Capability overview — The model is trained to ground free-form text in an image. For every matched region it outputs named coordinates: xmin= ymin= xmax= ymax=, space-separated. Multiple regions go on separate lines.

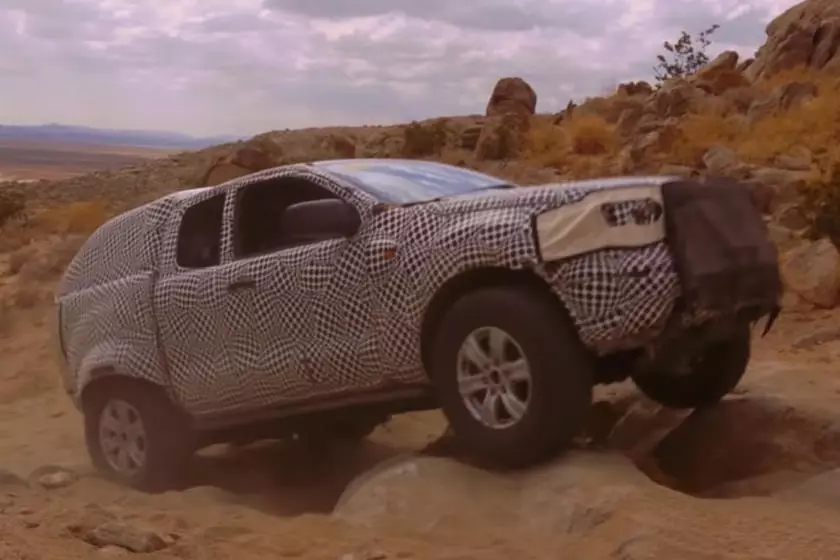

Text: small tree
xmin=653 ymin=24 xmax=720 ymax=84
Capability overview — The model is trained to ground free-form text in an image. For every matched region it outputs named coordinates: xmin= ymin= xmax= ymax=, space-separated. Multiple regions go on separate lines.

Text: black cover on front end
xmin=661 ymin=177 xmax=782 ymax=315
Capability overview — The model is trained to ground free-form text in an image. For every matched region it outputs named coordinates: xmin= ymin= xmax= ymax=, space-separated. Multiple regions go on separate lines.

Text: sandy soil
xmin=2 ymin=302 xmax=840 ymax=559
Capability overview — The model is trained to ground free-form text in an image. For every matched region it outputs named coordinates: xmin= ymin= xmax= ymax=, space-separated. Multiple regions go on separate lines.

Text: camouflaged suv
xmin=55 ymin=159 xmax=781 ymax=491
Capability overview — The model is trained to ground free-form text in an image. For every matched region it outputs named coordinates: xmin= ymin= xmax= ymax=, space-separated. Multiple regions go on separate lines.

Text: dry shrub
xmin=526 ymin=114 xmax=617 ymax=172
xmin=402 ymin=119 xmax=449 ymax=157
xmin=0 ymin=300 xmax=12 ymax=337
xmin=0 ymin=190 xmax=26 ymax=227
xmin=737 ymin=81 xmax=840 ymax=162
xmin=11 ymin=285 xmax=45 ymax=309
xmin=799 ymin=159 xmax=840 ymax=245
xmin=34 ymin=201 xmax=109 ymax=236
xmin=17 ymin=235 xmax=86 ymax=283
xmin=565 ymin=114 xmax=618 ymax=156
xmin=575 ymin=96 xmax=628 ymax=123
xmin=667 ymin=113 xmax=743 ymax=166
xmin=753 ymin=66 xmax=822 ymax=93
xmin=6 ymin=245 xmax=34 ymax=276
xmin=525 ymin=118 xmax=570 ymax=170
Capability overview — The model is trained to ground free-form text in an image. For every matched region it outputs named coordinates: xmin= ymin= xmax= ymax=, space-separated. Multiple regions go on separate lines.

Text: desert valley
xmin=5 ymin=0 xmax=840 ymax=558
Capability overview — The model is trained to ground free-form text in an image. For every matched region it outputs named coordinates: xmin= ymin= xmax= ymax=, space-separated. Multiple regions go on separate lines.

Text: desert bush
xmin=16 ymin=235 xmax=86 ymax=283
xmin=0 ymin=190 xmax=26 ymax=228
xmin=402 ymin=119 xmax=449 ymax=157
xmin=668 ymin=114 xmax=743 ymax=166
xmin=33 ymin=201 xmax=109 ymax=235
xmin=753 ymin=66 xmax=822 ymax=93
xmin=526 ymin=118 xmax=570 ymax=170
xmin=566 ymin=114 xmax=617 ymax=156
xmin=799 ymin=160 xmax=840 ymax=246
xmin=737 ymin=80 xmax=840 ymax=162
xmin=653 ymin=24 xmax=720 ymax=84
xmin=11 ymin=285 xmax=44 ymax=309
xmin=525 ymin=114 xmax=617 ymax=174
xmin=6 ymin=246 xmax=33 ymax=276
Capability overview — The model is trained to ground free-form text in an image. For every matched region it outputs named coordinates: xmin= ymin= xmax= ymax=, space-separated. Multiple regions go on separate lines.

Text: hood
xmin=426 ymin=175 xmax=677 ymax=214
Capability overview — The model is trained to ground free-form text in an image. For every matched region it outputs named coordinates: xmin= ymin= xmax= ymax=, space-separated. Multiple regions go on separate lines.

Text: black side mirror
xmin=280 ymin=198 xmax=362 ymax=244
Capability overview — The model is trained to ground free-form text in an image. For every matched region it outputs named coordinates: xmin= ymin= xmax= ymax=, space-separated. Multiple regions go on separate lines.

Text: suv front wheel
xmin=631 ymin=323 xmax=752 ymax=409
xmin=429 ymin=285 xmax=594 ymax=469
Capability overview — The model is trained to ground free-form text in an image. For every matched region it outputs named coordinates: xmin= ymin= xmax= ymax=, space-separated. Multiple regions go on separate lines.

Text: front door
xmin=152 ymin=191 xmax=265 ymax=418
xmin=218 ymin=173 xmax=379 ymax=409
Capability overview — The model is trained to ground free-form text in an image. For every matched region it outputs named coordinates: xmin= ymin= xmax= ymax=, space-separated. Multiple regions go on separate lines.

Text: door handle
xmin=227 ymin=278 xmax=256 ymax=292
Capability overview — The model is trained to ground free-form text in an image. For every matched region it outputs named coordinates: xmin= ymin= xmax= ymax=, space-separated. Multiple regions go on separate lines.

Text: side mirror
xmin=280 ymin=198 xmax=362 ymax=244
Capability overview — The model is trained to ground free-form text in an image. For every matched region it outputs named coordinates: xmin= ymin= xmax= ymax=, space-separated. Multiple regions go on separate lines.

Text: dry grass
xmin=527 ymin=65 xmax=840 ymax=173
xmin=32 ymin=200 xmax=109 ymax=235
xmin=682 ymin=67 xmax=840 ymax=165
xmin=525 ymin=114 xmax=618 ymax=174
xmin=0 ymin=201 xmax=99 ymax=314
xmin=667 ymin=114 xmax=743 ymax=166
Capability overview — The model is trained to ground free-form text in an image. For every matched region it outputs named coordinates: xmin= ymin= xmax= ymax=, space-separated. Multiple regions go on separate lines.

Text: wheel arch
xmin=79 ymin=367 xmax=169 ymax=410
xmin=419 ymin=266 xmax=566 ymax=376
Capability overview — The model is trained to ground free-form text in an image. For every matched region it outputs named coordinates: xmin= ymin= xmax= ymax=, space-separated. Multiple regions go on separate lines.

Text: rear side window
xmin=176 ymin=194 xmax=225 ymax=268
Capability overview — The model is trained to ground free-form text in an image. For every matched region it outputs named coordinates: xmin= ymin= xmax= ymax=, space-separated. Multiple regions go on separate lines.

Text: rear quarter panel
xmin=57 ymin=200 xmax=172 ymax=402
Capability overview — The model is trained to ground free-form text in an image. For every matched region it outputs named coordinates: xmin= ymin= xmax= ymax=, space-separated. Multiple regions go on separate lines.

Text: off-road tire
xmin=83 ymin=379 xmax=195 ymax=493
xmin=631 ymin=324 xmax=752 ymax=409
xmin=429 ymin=286 xmax=594 ymax=469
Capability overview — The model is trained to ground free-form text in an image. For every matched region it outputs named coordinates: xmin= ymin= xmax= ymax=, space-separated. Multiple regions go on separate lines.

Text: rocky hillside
xmin=2 ymin=0 xmax=840 ymax=311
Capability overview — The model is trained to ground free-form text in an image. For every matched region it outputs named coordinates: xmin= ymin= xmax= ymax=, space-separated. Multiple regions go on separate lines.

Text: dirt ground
xmin=3 ymin=301 xmax=840 ymax=559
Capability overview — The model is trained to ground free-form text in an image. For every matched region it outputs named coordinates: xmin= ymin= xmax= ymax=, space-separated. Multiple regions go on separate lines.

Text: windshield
xmin=313 ymin=159 xmax=515 ymax=204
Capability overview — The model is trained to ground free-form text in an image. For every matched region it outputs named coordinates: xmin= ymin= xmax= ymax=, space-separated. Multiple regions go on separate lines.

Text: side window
xmin=233 ymin=176 xmax=361 ymax=259
xmin=176 ymin=194 xmax=225 ymax=269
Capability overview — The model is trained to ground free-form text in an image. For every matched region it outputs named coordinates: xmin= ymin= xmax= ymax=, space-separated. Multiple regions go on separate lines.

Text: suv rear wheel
xmin=82 ymin=379 xmax=195 ymax=493
xmin=631 ymin=324 xmax=752 ymax=409
xmin=429 ymin=285 xmax=594 ymax=468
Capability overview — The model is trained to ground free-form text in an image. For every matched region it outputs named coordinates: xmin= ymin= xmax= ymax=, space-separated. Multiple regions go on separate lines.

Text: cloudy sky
xmin=1 ymin=0 xmax=801 ymax=137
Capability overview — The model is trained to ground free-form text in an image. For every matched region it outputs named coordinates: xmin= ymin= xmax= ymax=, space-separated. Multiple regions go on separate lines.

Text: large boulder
xmin=747 ymin=81 xmax=818 ymax=122
xmin=333 ymin=452 xmax=656 ymax=534
xmin=644 ymin=80 xmax=704 ymax=119
xmin=747 ymin=0 xmax=840 ymax=80
xmin=485 ymin=77 xmax=537 ymax=117
xmin=781 ymin=238 xmax=840 ymax=308
xmin=689 ymin=51 xmax=752 ymax=95
xmin=198 ymin=138 xmax=285 ymax=187
xmin=475 ymin=112 xmax=530 ymax=160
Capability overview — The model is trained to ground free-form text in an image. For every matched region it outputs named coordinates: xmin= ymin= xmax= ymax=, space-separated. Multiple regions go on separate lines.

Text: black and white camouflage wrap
xmin=57 ymin=162 xmax=681 ymax=419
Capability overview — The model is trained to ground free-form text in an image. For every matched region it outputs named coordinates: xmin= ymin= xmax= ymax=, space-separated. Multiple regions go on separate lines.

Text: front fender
xmin=401 ymin=208 xmax=540 ymax=308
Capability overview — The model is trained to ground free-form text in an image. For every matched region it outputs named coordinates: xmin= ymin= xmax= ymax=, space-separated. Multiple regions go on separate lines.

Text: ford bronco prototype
xmin=55 ymin=159 xmax=781 ymax=491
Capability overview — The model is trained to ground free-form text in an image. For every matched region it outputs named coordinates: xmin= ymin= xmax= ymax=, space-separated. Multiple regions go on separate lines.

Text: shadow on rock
xmin=174 ymin=392 xmax=840 ymax=520
xmin=603 ymin=394 xmax=840 ymax=498
xmin=186 ymin=438 xmax=407 ymax=517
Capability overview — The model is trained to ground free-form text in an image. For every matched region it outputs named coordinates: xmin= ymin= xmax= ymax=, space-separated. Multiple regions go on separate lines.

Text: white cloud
xmin=0 ymin=0 xmax=802 ymax=136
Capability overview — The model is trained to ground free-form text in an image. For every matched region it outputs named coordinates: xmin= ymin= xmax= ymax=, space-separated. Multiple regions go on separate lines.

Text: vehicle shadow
xmin=186 ymin=437 xmax=412 ymax=517
xmin=597 ymin=389 xmax=840 ymax=498
xmin=180 ymin=390 xmax=840 ymax=516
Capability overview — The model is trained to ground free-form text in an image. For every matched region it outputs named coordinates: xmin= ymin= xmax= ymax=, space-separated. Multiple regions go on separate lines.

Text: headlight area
xmin=533 ymin=185 xmax=667 ymax=262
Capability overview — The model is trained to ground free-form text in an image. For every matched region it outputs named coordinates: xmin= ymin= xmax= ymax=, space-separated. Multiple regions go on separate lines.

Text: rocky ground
xmin=4 ymin=0 xmax=840 ymax=557
xmin=4 ymin=299 xmax=840 ymax=559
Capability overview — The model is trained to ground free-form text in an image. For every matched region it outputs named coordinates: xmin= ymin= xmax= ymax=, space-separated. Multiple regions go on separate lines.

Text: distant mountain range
xmin=0 ymin=123 xmax=244 ymax=149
